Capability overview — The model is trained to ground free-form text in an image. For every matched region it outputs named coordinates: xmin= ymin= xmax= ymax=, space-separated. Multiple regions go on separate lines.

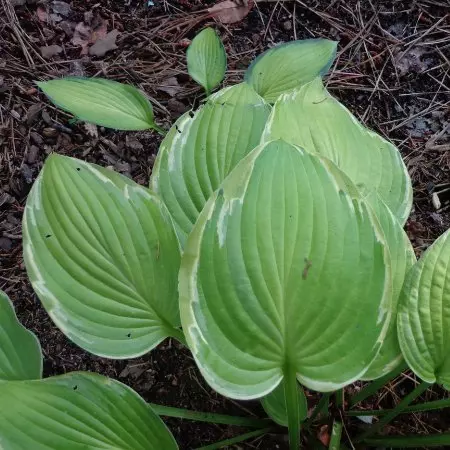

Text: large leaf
xmin=397 ymin=229 xmax=450 ymax=388
xmin=0 ymin=372 xmax=178 ymax=449
xmin=261 ymin=380 xmax=308 ymax=427
xmin=23 ymin=154 xmax=182 ymax=359
xmin=150 ymin=83 xmax=271 ymax=247
xmin=179 ymin=140 xmax=391 ymax=398
xmin=360 ymin=194 xmax=416 ymax=380
xmin=262 ymin=78 xmax=413 ymax=225
xmin=187 ymin=27 xmax=227 ymax=95
xmin=244 ymin=39 xmax=337 ymax=103
xmin=0 ymin=289 xmax=42 ymax=381
xmin=37 ymin=77 xmax=159 ymax=131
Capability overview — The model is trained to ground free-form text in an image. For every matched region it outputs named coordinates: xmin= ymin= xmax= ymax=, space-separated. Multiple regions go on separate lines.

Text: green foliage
xmin=398 ymin=229 xmax=450 ymax=388
xmin=0 ymin=290 xmax=42 ymax=381
xmin=245 ymin=38 xmax=337 ymax=102
xmin=187 ymin=27 xmax=227 ymax=95
xmin=150 ymin=83 xmax=270 ymax=247
xmin=37 ymin=77 xmax=162 ymax=132
xmin=23 ymin=154 xmax=182 ymax=359
xmin=0 ymin=372 xmax=178 ymax=449
xmin=1 ymin=27 xmax=448 ymax=449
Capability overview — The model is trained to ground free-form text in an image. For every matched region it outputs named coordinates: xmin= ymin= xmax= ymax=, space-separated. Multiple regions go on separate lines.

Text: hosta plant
xmin=1 ymin=27 xmax=449 ymax=449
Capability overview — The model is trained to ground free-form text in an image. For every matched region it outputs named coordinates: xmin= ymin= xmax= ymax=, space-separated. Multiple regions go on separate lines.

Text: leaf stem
xmin=195 ymin=427 xmax=275 ymax=450
xmin=285 ymin=367 xmax=301 ymax=449
xmin=346 ymin=397 xmax=450 ymax=417
xmin=148 ymin=403 xmax=271 ymax=428
xmin=355 ymin=380 xmax=431 ymax=442
xmin=329 ymin=420 xmax=343 ymax=450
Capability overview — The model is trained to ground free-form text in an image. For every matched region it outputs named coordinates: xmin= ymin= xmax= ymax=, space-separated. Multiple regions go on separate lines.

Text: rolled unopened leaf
xmin=151 ymin=83 xmax=271 ymax=247
xmin=0 ymin=372 xmax=178 ymax=449
xmin=187 ymin=27 xmax=227 ymax=95
xmin=37 ymin=77 xmax=160 ymax=131
xmin=23 ymin=154 xmax=182 ymax=359
xmin=180 ymin=140 xmax=391 ymax=398
xmin=398 ymin=229 xmax=450 ymax=388
xmin=245 ymin=39 xmax=337 ymax=103
xmin=0 ymin=289 xmax=42 ymax=381
xmin=262 ymin=78 xmax=413 ymax=225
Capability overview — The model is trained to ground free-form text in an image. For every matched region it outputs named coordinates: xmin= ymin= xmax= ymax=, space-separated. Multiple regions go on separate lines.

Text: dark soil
xmin=1 ymin=0 xmax=449 ymax=448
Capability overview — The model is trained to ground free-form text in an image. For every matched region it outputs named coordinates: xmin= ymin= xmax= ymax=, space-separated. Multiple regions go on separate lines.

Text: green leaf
xmin=360 ymin=193 xmax=416 ymax=380
xmin=0 ymin=289 xmax=42 ymax=381
xmin=179 ymin=140 xmax=391 ymax=398
xmin=37 ymin=77 xmax=159 ymax=131
xmin=397 ymin=228 xmax=450 ymax=387
xmin=0 ymin=372 xmax=178 ymax=449
xmin=261 ymin=380 xmax=307 ymax=427
xmin=262 ymin=78 xmax=413 ymax=225
xmin=23 ymin=154 xmax=182 ymax=359
xmin=187 ymin=27 xmax=227 ymax=95
xmin=150 ymin=83 xmax=271 ymax=248
xmin=245 ymin=39 xmax=337 ymax=103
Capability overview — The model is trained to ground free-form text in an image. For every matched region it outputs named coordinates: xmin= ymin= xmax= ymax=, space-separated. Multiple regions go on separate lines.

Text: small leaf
xmin=208 ymin=0 xmax=254 ymax=25
xmin=261 ymin=380 xmax=307 ymax=427
xmin=262 ymin=78 xmax=413 ymax=225
xmin=180 ymin=140 xmax=391 ymax=398
xmin=23 ymin=155 xmax=182 ymax=359
xmin=37 ymin=77 xmax=159 ymax=131
xmin=0 ymin=372 xmax=178 ymax=449
xmin=0 ymin=289 xmax=42 ymax=381
xmin=360 ymin=194 xmax=416 ymax=380
xmin=397 ymin=229 xmax=450 ymax=387
xmin=187 ymin=27 xmax=227 ymax=95
xmin=150 ymin=83 xmax=271 ymax=247
xmin=245 ymin=39 xmax=337 ymax=103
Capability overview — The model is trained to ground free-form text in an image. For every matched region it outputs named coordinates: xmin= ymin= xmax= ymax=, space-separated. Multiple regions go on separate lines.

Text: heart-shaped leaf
xmin=262 ymin=78 xmax=413 ymax=225
xmin=397 ymin=229 xmax=450 ymax=388
xmin=0 ymin=372 xmax=178 ymax=449
xmin=360 ymin=193 xmax=416 ymax=380
xmin=23 ymin=154 xmax=182 ymax=359
xmin=245 ymin=39 xmax=337 ymax=103
xmin=150 ymin=83 xmax=271 ymax=247
xmin=261 ymin=380 xmax=308 ymax=427
xmin=180 ymin=140 xmax=391 ymax=398
xmin=37 ymin=77 xmax=160 ymax=131
xmin=0 ymin=289 xmax=42 ymax=381
xmin=187 ymin=27 xmax=227 ymax=95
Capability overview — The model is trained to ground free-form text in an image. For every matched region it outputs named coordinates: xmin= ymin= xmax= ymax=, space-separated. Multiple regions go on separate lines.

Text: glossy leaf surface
xmin=262 ymin=78 xmax=412 ymax=225
xmin=187 ymin=27 xmax=226 ymax=94
xmin=398 ymin=229 xmax=450 ymax=387
xmin=0 ymin=289 xmax=42 ymax=381
xmin=38 ymin=77 xmax=158 ymax=131
xmin=23 ymin=154 xmax=181 ymax=359
xmin=361 ymin=194 xmax=416 ymax=380
xmin=180 ymin=140 xmax=391 ymax=398
xmin=0 ymin=372 xmax=178 ymax=449
xmin=245 ymin=39 xmax=337 ymax=102
xmin=151 ymin=83 xmax=271 ymax=247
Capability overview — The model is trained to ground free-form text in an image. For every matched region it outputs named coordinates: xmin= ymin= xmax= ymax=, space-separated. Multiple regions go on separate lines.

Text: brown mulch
xmin=0 ymin=0 xmax=449 ymax=448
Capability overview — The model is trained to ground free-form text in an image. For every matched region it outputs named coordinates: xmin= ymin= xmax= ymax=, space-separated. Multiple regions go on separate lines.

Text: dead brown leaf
xmin=208 ymin=0 xmax=254 ymax=24
xmin=72 ymin=18 xmax=110 ymax=56
xmin=89 ymin=29 xmax=119 ymax=57
xmin=40 ymin=44 xmax=63 ymax=59
xmin=157 ymin=77 xmax=183 ymax=97
xmin=36 ymin=6 xmax=48 ymax=22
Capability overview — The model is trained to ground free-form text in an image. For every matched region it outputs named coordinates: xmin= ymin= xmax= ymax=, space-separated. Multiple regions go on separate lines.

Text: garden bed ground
xmin=0 ymin=0 xmax=449 ymax=448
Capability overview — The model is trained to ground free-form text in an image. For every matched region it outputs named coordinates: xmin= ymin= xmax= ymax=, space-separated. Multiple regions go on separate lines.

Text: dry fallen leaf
xmin=72 ymin=18 xmax=109 ymax=55
xmin=40 ymin=44 xmax=63 ymax=59
xmin=36 ymin=6 xmax=48 ymax=22
xmin=89 ymin=29 xmax=119 ymax=57
xmin=208 ymin=0 xmax=254 ymax=24
xmin=318 ymin=424 xmax=331 ymax=446
xmin=157 ymin=77 xmax=183 ymax=97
